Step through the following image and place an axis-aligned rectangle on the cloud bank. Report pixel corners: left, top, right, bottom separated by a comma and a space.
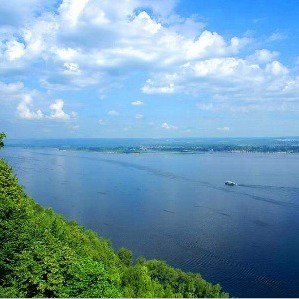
0, 0, 299, 125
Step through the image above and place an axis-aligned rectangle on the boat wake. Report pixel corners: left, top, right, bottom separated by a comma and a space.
238, 184, 299, 192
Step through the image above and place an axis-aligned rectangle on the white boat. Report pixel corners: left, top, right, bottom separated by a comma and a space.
225, 181, 236, 186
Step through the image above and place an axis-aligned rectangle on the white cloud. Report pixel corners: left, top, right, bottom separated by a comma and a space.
17, 95, 44, 120
135, 114, 143, 119
108, 110, 119, 116
0, 0, 298, 114
217, 126, 230, 132
185, 31, 250, 60
0, 81, 25, 101
0, 78, 79, 122
49, 99, 74, 121
5, 40, 25, 61
161, 122, 177, 130
248, 49, 279, 63
142, 58, 296, 103
131, 100, 144, 106
0, 1, 250, 89
59, 0, 90, 27
0, 0, 55, 28
64, 62, 81, 74
55, 47, 78, 61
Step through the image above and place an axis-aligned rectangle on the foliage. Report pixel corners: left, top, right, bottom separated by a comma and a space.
117, 247, 133, 267
0, 157, 229, 298
0, 132, 5, 149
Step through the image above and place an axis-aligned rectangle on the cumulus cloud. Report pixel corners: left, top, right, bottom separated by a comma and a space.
49, 99, 75, 121
142, 57, 297, 104
0, 0, 298, 115
0, 0, 55, 28
5, 40, 25, 60
0, 80, 45, 120
248, 49, 279, 63
0, 1, 249, 87
17, 95, 44, 120
0, 81, 25, 101
131, 100, 144, 106
0, 77, 78, 123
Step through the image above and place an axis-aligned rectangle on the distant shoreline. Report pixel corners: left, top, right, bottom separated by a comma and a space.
4, 145, 299, 154
4, 136, 299, 154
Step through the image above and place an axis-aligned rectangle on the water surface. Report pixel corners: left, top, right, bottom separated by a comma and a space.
1, 147, 299, 297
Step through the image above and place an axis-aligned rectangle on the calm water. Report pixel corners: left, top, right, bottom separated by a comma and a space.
1, 147, 299, 297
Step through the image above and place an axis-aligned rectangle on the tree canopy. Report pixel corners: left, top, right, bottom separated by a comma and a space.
0, 132, 5, 149
0, 153, 228, 298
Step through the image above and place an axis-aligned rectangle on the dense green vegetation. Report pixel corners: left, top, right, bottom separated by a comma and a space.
0, 133, 228, 298
0, 133, 5, 149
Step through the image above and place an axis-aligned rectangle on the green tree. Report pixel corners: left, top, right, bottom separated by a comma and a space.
0, 132, 5, 149
59, 257, 122, 298
121, 264, 164, 298
117, 247, 133, 267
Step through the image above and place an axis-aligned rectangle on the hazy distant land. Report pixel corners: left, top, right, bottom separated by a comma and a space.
6, 137, 299, 154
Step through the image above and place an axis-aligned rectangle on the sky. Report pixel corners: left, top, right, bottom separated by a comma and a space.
0, 0, 299, 139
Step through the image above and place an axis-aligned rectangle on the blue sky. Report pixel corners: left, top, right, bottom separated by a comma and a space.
1, 0, 299, 138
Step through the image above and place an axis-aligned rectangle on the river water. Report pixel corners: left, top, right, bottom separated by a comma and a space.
2, 147, 299, 297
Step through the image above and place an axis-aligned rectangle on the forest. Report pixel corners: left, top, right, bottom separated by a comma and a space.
0, 133, 228, 298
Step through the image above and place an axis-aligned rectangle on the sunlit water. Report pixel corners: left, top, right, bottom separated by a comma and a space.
1, 147, 299, 297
